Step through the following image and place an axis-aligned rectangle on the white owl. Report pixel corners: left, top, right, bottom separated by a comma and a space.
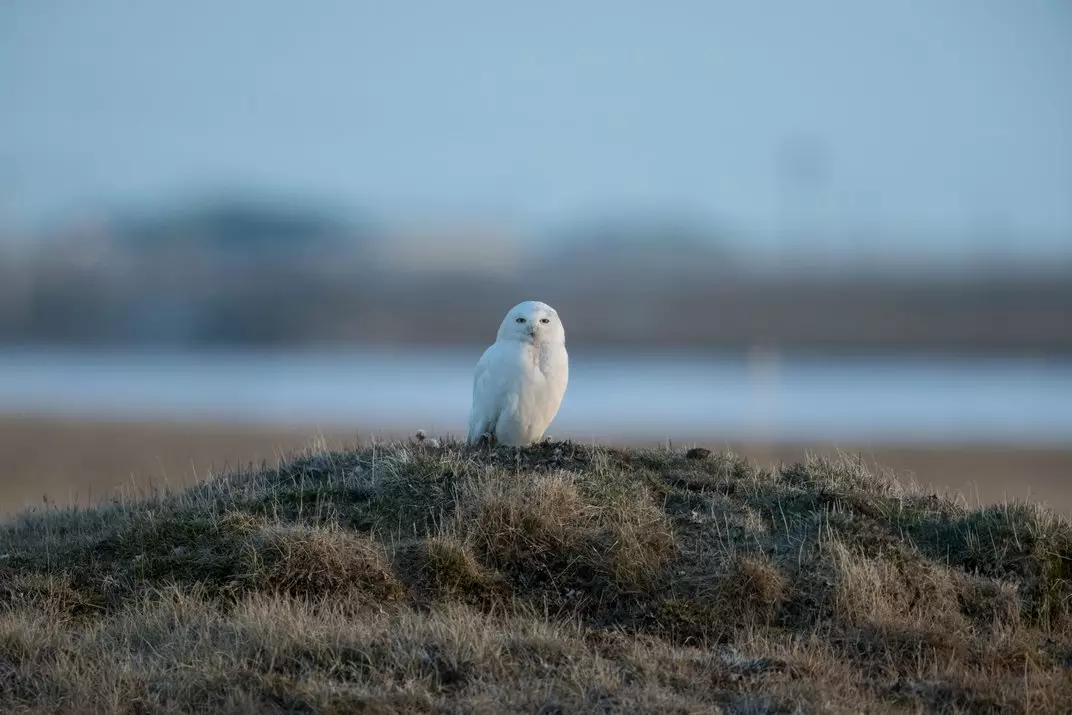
466, 301, 569, 446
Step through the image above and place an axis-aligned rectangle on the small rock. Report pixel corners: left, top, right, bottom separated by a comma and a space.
686, 447, 712, 460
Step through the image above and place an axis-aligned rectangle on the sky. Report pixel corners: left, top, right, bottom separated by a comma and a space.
2, 0, 1071, 259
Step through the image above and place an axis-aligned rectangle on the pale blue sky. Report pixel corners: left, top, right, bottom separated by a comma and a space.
2, 1, 1071, 257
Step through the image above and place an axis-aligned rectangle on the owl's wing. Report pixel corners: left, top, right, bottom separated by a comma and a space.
467, 343, 507, 442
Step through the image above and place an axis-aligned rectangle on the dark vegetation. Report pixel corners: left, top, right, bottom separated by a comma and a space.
1, 440, 1071, 713
3, 200, 1072, 353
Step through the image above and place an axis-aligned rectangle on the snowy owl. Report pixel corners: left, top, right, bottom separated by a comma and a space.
466, 301, 569, 446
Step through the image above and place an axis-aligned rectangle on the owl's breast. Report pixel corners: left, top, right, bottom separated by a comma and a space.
533, 343, 568, 380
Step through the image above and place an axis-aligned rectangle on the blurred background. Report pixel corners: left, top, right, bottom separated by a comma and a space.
2, 0, 1071, 515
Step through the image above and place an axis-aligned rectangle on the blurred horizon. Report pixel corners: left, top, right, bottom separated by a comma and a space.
3, 1, 1072, 262
3, 2, 1072, 356
2, 192, 1071, 354
2, 1, 1071, 355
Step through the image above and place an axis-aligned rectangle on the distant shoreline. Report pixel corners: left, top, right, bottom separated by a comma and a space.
3, 349, 1070, 446
4, 415, 1071, 517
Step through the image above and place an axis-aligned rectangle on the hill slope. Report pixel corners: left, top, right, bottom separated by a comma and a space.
1, 441, 1070, 713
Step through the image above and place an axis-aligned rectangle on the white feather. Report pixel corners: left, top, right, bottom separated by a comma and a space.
467, 301, 569, 446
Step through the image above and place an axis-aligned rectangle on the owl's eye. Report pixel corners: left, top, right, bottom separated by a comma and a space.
515, 317, 526, 323
540, 318, 550, 324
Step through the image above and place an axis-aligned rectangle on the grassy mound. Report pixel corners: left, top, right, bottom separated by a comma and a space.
1, 440, 1070, 713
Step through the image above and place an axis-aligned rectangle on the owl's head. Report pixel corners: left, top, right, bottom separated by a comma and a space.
496, 301, 565, 346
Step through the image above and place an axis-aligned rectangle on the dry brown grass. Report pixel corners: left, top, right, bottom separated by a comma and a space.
1, 440, 1071, 713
